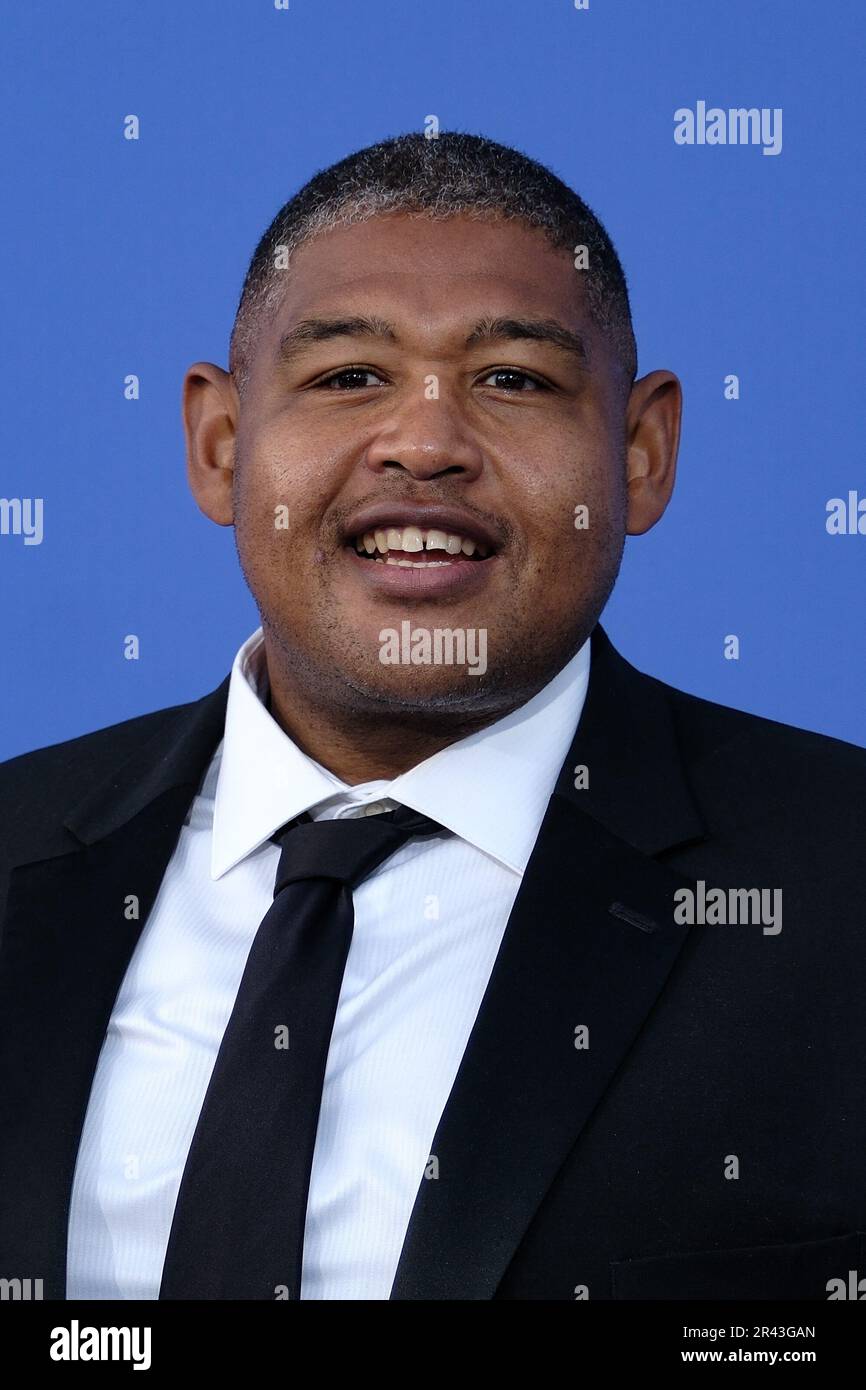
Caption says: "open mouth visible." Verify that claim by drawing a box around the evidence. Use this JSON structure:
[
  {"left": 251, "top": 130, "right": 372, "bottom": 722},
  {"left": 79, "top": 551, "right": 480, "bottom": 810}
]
[{"left": 348, "top": 523, "right": 494, "bottom": 568}]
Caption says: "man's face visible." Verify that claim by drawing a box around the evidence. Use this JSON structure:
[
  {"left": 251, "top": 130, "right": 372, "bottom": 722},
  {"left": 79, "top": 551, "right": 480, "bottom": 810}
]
[{"left": 230, "top": 212, "right": 631, "bottom": 719}]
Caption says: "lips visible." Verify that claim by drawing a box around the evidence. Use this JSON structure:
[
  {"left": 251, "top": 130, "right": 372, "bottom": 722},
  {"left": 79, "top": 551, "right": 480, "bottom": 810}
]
[{"left": 339, "top": 504, "right": 501, "bottom": 598}]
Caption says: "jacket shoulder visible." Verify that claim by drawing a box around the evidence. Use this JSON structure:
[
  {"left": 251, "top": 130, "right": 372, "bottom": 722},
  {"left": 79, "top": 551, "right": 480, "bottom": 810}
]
[
  {"left": 0, "top": 697, "right": 204, "bottom": 858},
  {"left": 654, "top": 673, "right": 866, "bottom": 821},
  {"left": 660, "top": 674, "right": 866, "bottom": 762}
]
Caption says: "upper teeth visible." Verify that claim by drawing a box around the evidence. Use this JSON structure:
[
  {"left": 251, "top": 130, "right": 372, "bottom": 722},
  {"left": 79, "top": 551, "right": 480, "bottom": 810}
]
[{"left": 354, "top": 526, "right": 489, "bottom": 558}]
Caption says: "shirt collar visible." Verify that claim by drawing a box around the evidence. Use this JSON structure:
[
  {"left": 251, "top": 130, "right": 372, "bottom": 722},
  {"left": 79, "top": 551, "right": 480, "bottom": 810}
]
[{"left": 211, "top": 627, "right": 591, "bottom": 879}]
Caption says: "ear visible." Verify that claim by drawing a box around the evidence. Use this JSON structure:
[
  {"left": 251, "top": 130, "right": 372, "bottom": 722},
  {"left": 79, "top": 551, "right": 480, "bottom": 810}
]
[
  {"left": 183, "top": 362, "right": 239, "bottom": 526},
  {"left": 623, "top": 370, "right": 682, "bottom": 535}
]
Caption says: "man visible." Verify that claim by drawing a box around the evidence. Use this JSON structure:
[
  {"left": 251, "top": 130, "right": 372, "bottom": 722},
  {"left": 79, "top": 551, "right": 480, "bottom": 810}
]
[{"left": 1, "top": 131, "right": 864, "bottom": 1302}]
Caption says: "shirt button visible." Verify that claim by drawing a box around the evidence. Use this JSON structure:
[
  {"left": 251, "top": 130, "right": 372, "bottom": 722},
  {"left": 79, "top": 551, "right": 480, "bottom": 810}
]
[{"left": 360, "top": 800, "right": 390, "bottom": 817}]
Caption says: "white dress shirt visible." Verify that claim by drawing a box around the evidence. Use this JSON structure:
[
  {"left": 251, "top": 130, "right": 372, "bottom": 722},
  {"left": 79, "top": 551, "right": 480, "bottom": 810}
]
[{"left": 66, "top": 627, "right": 591, "bottom": 1300}]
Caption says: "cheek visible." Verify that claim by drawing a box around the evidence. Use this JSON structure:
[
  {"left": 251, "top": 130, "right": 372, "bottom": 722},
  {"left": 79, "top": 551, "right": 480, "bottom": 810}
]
[
  {"left": 512, "top": 438, "right": 626, "bottom": 569},
  {"left": 234, "top": 426, "right": 336, "bottom": 554}
]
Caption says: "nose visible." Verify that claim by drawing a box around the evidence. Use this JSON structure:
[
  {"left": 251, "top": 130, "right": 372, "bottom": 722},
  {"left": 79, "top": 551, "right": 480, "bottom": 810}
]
[{"left": 362, "top": 389, "right": 484, "bottom": 483}]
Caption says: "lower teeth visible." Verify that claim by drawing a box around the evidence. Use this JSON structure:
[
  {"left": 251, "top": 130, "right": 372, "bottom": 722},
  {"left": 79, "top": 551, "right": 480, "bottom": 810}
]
[
  {"left": 353, "top": 549, "right": 456, "bottom": 567},
  {"left": 382, "top": 557, "right": 452, "bottom": 567}
]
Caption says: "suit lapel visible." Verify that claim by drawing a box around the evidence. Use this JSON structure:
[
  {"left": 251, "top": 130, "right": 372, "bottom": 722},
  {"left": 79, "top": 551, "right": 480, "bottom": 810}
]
[
  {"left": 390, "top": 627, "right": 708, "bottom": 1299},
  {"left": 0, "top": 678, "right": 229, "bottom": 1298}
]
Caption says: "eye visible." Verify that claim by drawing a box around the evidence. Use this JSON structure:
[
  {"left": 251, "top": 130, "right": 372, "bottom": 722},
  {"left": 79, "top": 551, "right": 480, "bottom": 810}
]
[
  {"left": 477, "top": 368, "right": 549, "bottom": 392},
  {"left": 314, "top": 366, "right": 387, "bottom": 390}
]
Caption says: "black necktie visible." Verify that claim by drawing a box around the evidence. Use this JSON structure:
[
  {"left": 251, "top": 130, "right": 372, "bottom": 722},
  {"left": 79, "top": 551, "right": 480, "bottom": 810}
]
[{"left": 158, "top": 803, "right": 445, "bottom": 1300}]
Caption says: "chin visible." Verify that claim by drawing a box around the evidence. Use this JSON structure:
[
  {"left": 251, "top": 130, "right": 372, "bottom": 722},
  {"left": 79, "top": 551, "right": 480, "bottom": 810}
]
[{"left": 337, "top": 666, "right": 500, "bottom": 718}]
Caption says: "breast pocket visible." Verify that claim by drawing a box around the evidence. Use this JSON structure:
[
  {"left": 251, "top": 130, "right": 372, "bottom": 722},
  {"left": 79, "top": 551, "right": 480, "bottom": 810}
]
[{"left": 610, "top": 1231, "right": 866, "bottom": 1299}]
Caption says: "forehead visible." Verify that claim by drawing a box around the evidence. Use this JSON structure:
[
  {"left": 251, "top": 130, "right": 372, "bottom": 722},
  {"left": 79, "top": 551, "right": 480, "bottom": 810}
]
[{"left": 268, "top": 212, "right": 591, "bottom": 335}]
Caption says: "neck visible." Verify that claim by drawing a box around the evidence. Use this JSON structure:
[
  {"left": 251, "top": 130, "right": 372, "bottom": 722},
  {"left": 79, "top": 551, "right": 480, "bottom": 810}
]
[{"left": 261, "top": 658, "right": 524, "bottom": 785}]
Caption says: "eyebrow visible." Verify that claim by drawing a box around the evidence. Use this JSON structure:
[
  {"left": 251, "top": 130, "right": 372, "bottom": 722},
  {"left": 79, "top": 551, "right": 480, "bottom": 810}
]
[{"left": 275, "top": 313, "right": 591, "bottom": 369}]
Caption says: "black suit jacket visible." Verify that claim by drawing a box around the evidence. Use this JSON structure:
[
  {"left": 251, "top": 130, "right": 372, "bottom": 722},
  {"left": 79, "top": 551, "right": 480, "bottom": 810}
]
[{"left": 1, "top": 624, "right": 865, "bottom": 1300}]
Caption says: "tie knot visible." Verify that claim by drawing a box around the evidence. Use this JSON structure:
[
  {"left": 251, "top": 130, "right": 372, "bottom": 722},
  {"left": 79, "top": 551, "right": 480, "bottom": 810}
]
[{"left": 271, "top": 805, "right": 444, "bottom": 895}]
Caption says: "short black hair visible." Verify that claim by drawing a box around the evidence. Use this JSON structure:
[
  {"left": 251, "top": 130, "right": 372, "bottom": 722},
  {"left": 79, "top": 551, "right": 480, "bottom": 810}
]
[{"left": 229, "top": 130, "right": 638, "bottom": 393}]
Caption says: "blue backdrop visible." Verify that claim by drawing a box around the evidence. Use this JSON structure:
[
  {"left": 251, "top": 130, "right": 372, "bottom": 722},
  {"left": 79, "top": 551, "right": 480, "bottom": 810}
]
[{"left": 2, "top": 0, "right": 863, "bottom": 760}]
